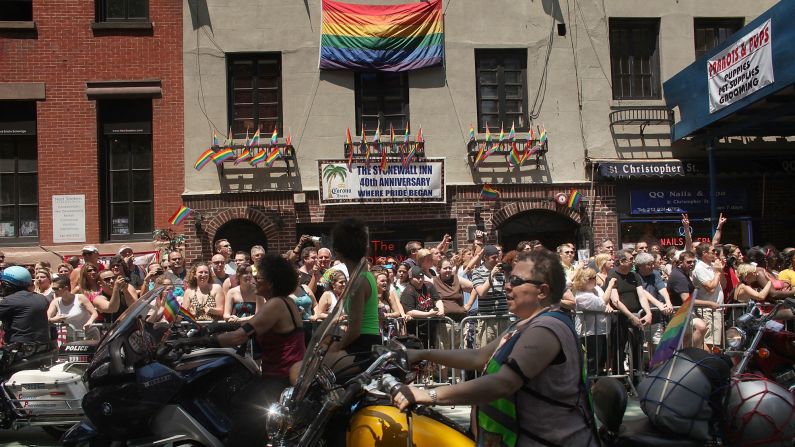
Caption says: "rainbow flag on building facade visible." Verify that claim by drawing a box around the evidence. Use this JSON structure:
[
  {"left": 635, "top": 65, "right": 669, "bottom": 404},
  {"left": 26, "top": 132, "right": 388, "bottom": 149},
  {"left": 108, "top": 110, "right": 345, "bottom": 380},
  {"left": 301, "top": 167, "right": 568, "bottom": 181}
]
[
  {"left": 169, "top": 205, "right": 192, "bottom": 225},
  {"left": 480, "top": 184, "right": 499, "bottom": 201},
  {"left": 319, "top": 0, "right": 444, "bottom": 72}
]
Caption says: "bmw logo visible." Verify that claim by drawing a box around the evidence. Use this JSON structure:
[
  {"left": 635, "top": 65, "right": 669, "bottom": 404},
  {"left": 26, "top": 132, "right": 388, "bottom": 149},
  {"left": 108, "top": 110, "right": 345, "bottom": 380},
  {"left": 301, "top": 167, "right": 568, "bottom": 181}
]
[{"left": 102, "top": 402, "right": 112, "bottom": 416}]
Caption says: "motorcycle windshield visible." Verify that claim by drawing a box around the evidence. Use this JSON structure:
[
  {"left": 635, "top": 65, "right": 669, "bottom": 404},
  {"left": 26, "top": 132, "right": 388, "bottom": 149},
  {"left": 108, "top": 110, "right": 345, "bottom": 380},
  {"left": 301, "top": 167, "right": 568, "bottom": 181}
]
[
  {"left": 289, "top": 259, "right": 368, "bottom": 405},
  {"left": 90, "top": 287, "right": 165, "bottom": 366}
]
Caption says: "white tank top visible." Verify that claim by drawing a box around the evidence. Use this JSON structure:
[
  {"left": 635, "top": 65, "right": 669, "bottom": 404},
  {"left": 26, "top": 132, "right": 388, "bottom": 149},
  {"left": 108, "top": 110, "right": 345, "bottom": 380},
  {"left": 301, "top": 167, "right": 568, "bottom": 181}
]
[{"left": 57, "top": 295, "right": 91, "bottom": 330}]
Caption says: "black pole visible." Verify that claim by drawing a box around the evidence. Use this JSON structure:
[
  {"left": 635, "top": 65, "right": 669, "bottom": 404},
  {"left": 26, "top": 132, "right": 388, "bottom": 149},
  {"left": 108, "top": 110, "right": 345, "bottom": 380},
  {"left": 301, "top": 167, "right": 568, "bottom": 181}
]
[{"left": 707, "top": 138, "right": 717, "bottom": 236}]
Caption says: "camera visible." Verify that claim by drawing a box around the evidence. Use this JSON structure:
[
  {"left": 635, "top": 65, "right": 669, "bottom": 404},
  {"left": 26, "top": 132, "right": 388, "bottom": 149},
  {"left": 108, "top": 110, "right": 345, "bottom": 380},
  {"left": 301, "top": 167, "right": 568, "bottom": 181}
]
[
  {"left": 499, "top": 262, "right": 513, "bottom": 274},
  {"left": 726, "top": 255, "right": 737, "bottom": 268},
  {"left": 310, "top": 236, "right": 321, "bottom": 243},
  {"left": 122, "top": 277, "right": 131, "bottom": 283}
]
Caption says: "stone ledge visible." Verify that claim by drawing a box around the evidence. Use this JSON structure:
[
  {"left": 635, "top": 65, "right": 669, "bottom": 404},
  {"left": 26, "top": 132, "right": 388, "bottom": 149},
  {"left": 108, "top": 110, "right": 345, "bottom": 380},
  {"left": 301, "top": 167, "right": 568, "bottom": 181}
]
[
  {"left": 91, "top": 21, "right": 153, "bottom": 31},
  {"left": 0, "top": 21, "right": 36, "bottom": 30}
]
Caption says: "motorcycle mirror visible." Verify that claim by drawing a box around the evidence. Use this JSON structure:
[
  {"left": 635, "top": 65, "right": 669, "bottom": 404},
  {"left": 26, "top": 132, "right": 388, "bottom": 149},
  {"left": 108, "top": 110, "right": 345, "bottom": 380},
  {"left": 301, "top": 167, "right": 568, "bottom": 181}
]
[{"left": 386, "top": 339, "right": 409, "bottom": 371}]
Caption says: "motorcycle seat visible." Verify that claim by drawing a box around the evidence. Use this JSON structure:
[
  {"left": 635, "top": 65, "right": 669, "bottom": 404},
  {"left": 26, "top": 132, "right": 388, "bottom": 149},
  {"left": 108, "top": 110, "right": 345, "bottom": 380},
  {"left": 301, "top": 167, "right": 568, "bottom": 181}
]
[
  {"left": 3, "top": 351, "right": 55, "bottom": 376},
  {"left": 615, "top": 418, "right": 703, "bottom": 447}
]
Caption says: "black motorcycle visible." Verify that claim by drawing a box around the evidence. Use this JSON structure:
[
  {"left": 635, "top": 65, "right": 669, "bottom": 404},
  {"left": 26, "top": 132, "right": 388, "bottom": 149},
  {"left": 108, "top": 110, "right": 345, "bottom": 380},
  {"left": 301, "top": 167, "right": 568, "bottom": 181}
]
[{"left": 62, "top": 287, "right": 260, "bottom": 447}]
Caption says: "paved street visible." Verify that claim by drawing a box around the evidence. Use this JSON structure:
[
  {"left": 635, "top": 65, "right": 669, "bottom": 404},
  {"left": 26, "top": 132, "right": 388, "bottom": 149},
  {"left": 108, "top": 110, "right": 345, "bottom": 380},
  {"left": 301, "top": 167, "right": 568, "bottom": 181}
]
[{"left": 0, "top": 426, "right": 61, "bottom": 447}]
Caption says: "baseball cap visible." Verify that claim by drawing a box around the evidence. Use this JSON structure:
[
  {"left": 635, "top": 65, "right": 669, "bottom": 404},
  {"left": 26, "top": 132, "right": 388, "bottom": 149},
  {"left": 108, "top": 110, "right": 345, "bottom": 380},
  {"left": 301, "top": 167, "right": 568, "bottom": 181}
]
[
  {"left": 409, "top": 265, "right": 424, "bottom": 279},
  {"left": 118, "top": 245, "right": 134, "bottom": 255},
  {"left": 483, "top": 245, "right": 499, "bottom": 257},
  {"left": 82, "top": 245, "right": 99, "bottom": 254}
]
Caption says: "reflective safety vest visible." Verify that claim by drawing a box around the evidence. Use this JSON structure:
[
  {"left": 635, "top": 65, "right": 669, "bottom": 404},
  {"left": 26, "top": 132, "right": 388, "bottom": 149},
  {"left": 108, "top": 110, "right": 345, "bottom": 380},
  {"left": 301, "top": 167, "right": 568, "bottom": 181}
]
[{"left": 476, "top": 311, "right": 596, "bottom": 447}]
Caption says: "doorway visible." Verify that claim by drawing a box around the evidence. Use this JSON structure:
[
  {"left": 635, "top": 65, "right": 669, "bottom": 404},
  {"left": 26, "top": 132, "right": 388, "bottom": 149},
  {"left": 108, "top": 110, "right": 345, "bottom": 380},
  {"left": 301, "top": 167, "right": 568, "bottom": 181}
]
[
  {"left": 497, "top": 209, "right": 580, "bottom": 251},
  {"left": 214, "top": 219, "right": 268, "bottom": 255}
]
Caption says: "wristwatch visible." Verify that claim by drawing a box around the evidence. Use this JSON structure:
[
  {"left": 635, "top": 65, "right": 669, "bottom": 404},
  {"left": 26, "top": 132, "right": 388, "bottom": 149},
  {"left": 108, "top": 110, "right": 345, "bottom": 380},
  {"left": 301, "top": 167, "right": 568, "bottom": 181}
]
[{"left": 428, "top": 388, "right": 437, "bottom": 406}]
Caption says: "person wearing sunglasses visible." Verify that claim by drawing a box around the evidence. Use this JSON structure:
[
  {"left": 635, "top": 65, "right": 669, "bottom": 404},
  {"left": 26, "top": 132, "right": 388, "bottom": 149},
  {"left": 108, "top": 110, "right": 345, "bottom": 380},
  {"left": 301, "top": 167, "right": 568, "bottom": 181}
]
[
  {"left": 393, "top": 250, "right": 598, "bottom": 447},
  {"left": 47, "top": 276, "right": 99, "bottom": 341},
  {"left": 666, "top": 251, "right": 708, "bottom": 349}
]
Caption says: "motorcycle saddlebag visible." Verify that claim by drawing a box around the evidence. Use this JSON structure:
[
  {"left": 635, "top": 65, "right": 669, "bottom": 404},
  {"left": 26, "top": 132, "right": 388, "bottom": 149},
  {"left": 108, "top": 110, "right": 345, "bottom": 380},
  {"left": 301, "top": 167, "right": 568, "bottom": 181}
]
[
  {"left": 4, "top": 363, "right": 86, "bottom": 416},
  {"left": 638, "top": 348, "right": 731, "bottom": 441}
]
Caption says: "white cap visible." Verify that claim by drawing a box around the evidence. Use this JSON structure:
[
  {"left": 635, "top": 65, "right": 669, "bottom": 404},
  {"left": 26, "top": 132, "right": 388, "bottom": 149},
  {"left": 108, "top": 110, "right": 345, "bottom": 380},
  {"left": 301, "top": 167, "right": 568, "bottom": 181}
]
[{"left": 82, "top": 245, "right": 99, "bottom": 254}]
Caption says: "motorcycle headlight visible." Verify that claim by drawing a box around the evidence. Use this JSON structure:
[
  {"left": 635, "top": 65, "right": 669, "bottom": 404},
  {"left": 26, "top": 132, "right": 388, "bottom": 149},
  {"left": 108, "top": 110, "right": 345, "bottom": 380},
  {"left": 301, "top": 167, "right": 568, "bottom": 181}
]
[
  {"left": 265, "top": 403, "right": 291, "bottom": 440},
  {"left": 725, "top": 327, "right": 746, "bottom": 350}
]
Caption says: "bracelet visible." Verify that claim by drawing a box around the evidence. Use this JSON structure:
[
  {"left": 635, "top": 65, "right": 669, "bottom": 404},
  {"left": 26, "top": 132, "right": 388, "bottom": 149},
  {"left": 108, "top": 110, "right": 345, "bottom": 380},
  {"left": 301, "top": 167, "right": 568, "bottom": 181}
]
[{"left": 428, "top": 388, "right": 437, "bottom": 406}]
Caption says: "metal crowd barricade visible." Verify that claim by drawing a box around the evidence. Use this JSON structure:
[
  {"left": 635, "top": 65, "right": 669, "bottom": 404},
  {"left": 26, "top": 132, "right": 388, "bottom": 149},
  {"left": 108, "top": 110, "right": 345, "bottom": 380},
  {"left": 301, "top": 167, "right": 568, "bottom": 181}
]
[
  {"left": 455, "top": 314, "right": 517, "bottom": 382},
  {"left": 382, "top": 316, "right": 458, "bottom": 385}
]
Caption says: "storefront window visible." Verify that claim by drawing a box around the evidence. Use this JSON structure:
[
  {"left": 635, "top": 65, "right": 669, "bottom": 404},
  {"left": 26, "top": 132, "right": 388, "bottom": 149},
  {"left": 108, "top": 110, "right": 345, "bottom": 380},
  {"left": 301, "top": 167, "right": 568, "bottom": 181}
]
[{"left": 620, "top": 218, "right": 751, "bottom": 250}]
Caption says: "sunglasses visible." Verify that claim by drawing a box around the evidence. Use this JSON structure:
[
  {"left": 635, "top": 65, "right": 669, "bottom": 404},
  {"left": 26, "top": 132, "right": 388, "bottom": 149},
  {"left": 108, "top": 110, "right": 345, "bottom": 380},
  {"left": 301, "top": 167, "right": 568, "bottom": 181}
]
[
  {"left": 101, "top": 277, "right": 115, "bottom": 282},
  {"left": 506, "top": 275, "right": 545, "bottom": 288},
  {"left": 51, "top": 287, "right": 62, "bottom": 291},
  {"left": 85, "top": 269, "right": 97, "bottom": 273}
]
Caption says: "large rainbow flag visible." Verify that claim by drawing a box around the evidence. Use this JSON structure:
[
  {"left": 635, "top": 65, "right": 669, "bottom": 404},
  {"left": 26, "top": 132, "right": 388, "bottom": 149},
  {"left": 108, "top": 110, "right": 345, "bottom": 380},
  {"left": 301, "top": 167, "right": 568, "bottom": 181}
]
[
  {"left": 649, "top": 295, "right": 696, "bottom": 369},
  {"left": 320, "top": 0, "right": 444, "bottom": 72}
]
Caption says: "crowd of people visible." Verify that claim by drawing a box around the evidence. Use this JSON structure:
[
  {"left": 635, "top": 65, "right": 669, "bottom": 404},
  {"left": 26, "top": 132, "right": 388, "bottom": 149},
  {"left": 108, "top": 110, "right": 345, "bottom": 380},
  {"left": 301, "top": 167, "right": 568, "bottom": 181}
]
[
  {"left": 0, "top": 214, "right": 794, "bottom": 375},
  {"left": 2, "top": 214, "right": 795, "bottom": 445}
]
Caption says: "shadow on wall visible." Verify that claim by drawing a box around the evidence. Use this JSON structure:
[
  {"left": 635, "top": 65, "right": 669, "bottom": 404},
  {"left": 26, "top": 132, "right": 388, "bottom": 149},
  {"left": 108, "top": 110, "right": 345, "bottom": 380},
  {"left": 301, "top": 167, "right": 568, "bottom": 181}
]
[
  {"left": 470, "top": 156, "right": 552, "bottom": 184},
  {"left": 218, "top": 163, "right": 301, "bottom": 193},
  {"left": 541, "top": 0, "right": 565, "bottom": 22},
  {"left": 188, "top": 0, "right": 212, "bottom": 32}
]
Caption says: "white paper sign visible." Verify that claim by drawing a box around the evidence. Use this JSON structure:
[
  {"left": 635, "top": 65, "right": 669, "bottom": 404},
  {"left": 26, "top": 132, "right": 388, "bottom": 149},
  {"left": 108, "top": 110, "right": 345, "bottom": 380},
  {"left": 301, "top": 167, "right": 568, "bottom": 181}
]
[
  {"left": 52, "top": 195, "right": 86, "bottom": 243},
  {"left": 708, "top": 19, "right": 774, "bottom": 113},
  {"left": 319, "top": 158, "right": 445, "bottom": 205}
]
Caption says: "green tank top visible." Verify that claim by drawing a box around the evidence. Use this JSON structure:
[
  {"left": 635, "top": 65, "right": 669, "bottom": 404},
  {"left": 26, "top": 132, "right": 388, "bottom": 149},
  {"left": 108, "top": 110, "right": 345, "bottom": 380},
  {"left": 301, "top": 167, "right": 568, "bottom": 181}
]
[{"left": 344, "top": 271, "right": 380, "bottom": 336}]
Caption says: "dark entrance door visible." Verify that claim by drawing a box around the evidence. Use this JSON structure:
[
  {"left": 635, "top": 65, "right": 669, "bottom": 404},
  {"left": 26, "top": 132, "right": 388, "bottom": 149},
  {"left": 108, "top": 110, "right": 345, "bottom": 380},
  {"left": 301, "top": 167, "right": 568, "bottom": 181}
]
[
  {"left": 214, "top": 219, "right": 268, "bottom": 255},
  {"left": 497, "top": 210, "right": 579, "bottom": 251}
]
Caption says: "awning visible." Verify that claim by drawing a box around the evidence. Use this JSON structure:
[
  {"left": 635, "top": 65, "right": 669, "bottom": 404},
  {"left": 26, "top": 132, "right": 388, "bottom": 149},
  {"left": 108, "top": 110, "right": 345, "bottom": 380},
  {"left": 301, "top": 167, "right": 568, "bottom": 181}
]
[{"left": 664, "top": 0, "right": 795, "bottom": 141}]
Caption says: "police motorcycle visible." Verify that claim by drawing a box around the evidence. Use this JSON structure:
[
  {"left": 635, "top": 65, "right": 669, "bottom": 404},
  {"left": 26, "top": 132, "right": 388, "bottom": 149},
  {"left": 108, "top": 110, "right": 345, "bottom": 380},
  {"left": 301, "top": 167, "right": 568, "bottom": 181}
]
[
  {"left": 263, "top": 259, "right": 474, "bottom": 447},
  {"left": 62, "top": 286, "right": 261, "bottom": 447}
]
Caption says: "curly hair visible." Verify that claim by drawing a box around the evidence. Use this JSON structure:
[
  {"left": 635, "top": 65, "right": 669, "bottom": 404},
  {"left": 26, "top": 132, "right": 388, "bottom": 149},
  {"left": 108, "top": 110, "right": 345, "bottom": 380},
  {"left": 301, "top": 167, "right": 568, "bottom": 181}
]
[
  {"left": 571, "top": 267, "right": 597, "bottom": 294},
  {"left": 257, "top": 254, "right": 298, "bottom": 297},
  {"left": 186, "top": 262, "right": 212, "bottom": 289}
]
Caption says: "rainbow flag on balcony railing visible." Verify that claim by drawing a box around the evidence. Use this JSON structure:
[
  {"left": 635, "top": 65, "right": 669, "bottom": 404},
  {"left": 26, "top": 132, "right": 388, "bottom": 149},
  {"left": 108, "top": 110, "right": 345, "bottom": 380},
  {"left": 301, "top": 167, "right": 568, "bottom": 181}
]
[{"left": 320, "top": 0, "right": 444, "bottom": 72}]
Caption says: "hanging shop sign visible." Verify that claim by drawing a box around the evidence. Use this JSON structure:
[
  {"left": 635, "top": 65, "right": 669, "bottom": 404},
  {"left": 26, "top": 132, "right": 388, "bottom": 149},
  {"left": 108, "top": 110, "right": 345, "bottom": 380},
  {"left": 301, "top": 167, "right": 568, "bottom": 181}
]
[
  {"left": 318, "top": 158, "right": 445, "bottom": 205},
  {"left": 598, "top": 160, "right": 686, "bottom": 179},
  {"left": 708, "top": 19, "right": 774, "bottom": 113},
  {"left": 630, "top": 187, "right": 748, "bottom": 215}
]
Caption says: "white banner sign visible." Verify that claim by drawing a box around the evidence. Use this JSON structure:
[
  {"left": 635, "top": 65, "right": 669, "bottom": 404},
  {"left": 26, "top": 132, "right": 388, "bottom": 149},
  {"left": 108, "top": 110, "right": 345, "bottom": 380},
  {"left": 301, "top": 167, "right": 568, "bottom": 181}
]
[
  {"left": 52, "top": 194, "right": 86, "bottom": 243},
  {"left": 319, "top": 158, "right": 445, "bottom": 205},
  {"left": 708, "top": 19, "right": 774, "bottom": 113}
]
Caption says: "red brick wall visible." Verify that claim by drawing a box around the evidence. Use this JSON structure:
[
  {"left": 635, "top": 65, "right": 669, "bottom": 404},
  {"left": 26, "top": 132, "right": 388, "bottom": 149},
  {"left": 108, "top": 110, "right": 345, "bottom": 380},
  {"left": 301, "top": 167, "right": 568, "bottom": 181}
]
[
  {"left": 0, "top": 1, "right": 183, "bottom": 245},
  {"left": 182, "top": 184, "right": 619, "bottom": 263}
]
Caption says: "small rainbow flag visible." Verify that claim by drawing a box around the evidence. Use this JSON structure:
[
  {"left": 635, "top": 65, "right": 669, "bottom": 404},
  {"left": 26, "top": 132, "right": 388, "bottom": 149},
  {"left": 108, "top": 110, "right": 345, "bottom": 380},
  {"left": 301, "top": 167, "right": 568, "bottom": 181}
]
[
  {"left": 416, "top": 126, "right": 424, "bottom": 143},
  {"left": 250, "top": 149, "right": 267, "bottom": 166},
  {"left": 270, "top": 127, "right": 279, "bottom": 145},
  {"left": 211, "top": 147, "right": 235, "bottom": 164},
  {"left": 286, "top": 128, "right": 292, "bottom": 147},
  {"left": 163, "top": 290, "right": 181, "bottom": 322},
  {"left": 194, "top": 149, "right": 214, "bottom": 171},
  {"left": 373, "top": 124, "right": 381, "bottom": 147},
  {"left": 346, "top": 128, "right": 353, "bottom": 171},
  {"left": 402, "top": 143, "right": 416, "bottom": 167},
  {"left": 567, "top": 189, "right": 582, "bottom": 209},
  {"left": 508, "top": 141, "right": 523, "bottom": 168},
  {"left": 380, "top": 147, "right": 388, "bottom": 172},
  {"left": 474, "top": 143, "right": 487, "bottom": 165},
  {"left": 403, "top": 123, "right": 410, "bottom": 152},
  {"left": 508, "top": 121, "right": 516, "bottom": 141},
  {"left": 480, "top": 184, "right": 499, "bottom": 201},
  {"left": 264, "top": 147, "right": 281, "bottom": 167},
  {"left": 538, "top": 126, "right": 547, "bottom": 143},
  {"left": 250, "top": 128, "right": 261, "bottom": 147},
  {"left": 469, "top": 124, "right": 475, "bottom": 142},
  {"left": 498, "top": 123, "right": 505, "bottom": 143},
  {"left": 650, "top": 295, "right": 696, "bottom": 369},
  {"left": 212, "top": 130, "right": 220, "bottom": 147},
  {"left": 244, "top": 128, "right": 251, "bottom": 148},
  {"left": 235, "top": 148, "right": 252, "bottom": 165},
  {"left": 389, "top": 123, "right": 395, "bottom": 149},
  {"left": 169, "top": 205, "right": 191, "bottom": 225},
  {"left": 361, "top": 124, "right": 370, "bottom": 166},
  {"left": 484, "top": 123, "right": 491, "bottom": 145}
]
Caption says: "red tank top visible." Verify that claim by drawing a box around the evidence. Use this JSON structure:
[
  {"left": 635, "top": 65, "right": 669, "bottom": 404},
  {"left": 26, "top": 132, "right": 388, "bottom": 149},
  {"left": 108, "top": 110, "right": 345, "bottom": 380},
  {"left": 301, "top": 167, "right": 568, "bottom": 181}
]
[{"left": 257, "top": 297, "right": 306, "bottom": 378}]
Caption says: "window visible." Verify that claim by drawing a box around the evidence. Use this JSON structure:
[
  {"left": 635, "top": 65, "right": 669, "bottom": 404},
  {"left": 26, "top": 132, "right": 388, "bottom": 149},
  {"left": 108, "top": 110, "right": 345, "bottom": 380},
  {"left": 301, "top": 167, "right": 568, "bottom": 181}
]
[
  {"left": 694, "top": 18, "right": 744, "bottom": 59},
  {"left": 95, "top": 0, "right": 148, "bottom": 22},
  {"left": 355, "top": 72, "right": 410, "bottom": 135},
  {"left": 99, "top": 100, "right": 153, "bottom": 240},
  {"left": 609, "top": 19, "right": 661, "bottom": 100},
  {"left": 0, "top": 102, "right": 37, "bottom": 241},
  {"left": 475, "top": 50, "right": 528, "bottom": 131},
  {"left": 0, "top": 0, "right": 32, "bottom": 21},
  {"left": 227, "top": 54, "right": 282, "bottom": 139}
]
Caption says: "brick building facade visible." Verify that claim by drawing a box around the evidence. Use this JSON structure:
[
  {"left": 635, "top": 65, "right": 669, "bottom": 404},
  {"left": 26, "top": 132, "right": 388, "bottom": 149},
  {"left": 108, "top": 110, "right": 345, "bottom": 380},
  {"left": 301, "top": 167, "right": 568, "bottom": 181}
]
[{"left": 0, "top": 0, "right": 183, "bottom": 263}]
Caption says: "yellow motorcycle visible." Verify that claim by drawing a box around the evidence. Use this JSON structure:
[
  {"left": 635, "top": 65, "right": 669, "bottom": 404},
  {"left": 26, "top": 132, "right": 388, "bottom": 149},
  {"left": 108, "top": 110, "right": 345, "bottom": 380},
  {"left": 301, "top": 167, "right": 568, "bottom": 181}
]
[{"left": 265, "top": 260, "right": 475, "bottom": 447}]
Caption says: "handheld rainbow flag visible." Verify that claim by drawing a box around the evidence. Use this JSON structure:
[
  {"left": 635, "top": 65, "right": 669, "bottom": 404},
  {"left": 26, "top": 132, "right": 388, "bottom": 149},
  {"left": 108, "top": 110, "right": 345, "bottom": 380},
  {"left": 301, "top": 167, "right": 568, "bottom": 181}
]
[
  {"left": 649, "top": 294, "right": 696, "bottom": 369},
  {"left": 212, "top": 130, "right": 220, "bottom": 147},
  {"left": 163, "top": 290, "right": 180, "bottom": 322},
  {"left": 469, "top": 124, "right": 475, "bottom": 142},
  {"left": 211, "top": 147, "right": 235, "bottom": 165},
  {"left": 270, "top": 127, "right": 278, "bottom": 145},
  {"left": 319, "top": 0, "right": 444, "bottom": 72},
  {"left": 264, "top": 147, "right": 281, "bottom": 168},
  {"left": 567, "top": 190, "right": 582, "bottom": 209},
  {"left": 250, "top": 149, "right": 267, "bottom": 166},
  {"left": 169, "top": 205, "right": 192, "bottom": 225},
  {"left": 346, "top": 128, "right": 354, "bottom": 171},
  {"left": 508, "top": 122, "right": 516, "bottom": 141},
  {"left": 480, "top": 184, "right": 499, "bottom": 201},
  {"left": 194, "top": 149, "right": 214, "bottom": 171}
]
